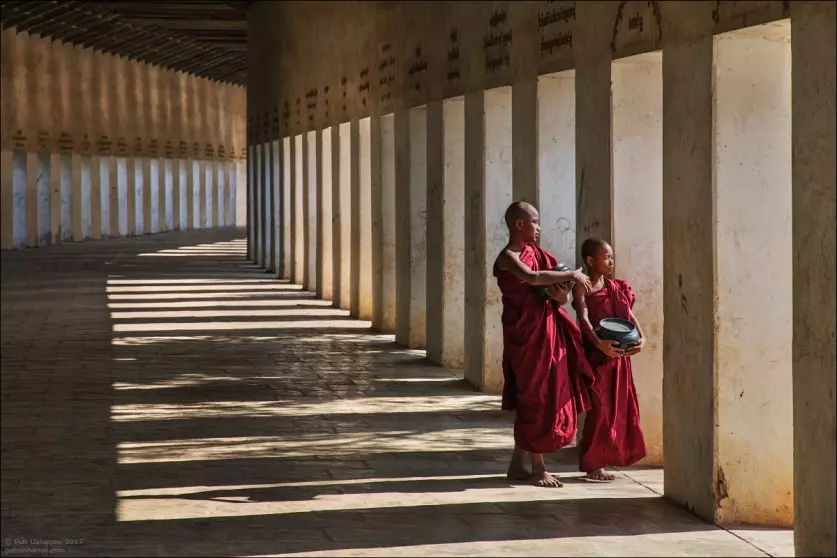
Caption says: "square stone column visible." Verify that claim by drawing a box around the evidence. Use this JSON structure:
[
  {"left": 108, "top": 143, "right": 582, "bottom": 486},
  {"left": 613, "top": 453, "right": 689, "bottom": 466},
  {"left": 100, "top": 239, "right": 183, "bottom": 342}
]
[
  {"left": 246, "top": 148, "right": 254, "bottom": 258},
  {"left": 115, "top": 156, "right": 128, "bottom": 237},
  {"left": 282, "top": 136, "right": 292, "bottom": 280},
  {"left": 791, "top": 2, "right": 836, "bottom": 555},
  {"left": 358, "top": 118, "right": 374, "bottom": 321},
  {"left": 378, "top": 114, "right": 397, "bottom": 333},
  {"left": 271, "top": 140, "right": 283, "bottom": 277},
  {"left": 464, "top": 88, "right": 513, "bottom": 393},
  {"left": 36, "top": 152, "right": 51, "bottom": 245},
  {"left": 425, "top": 101, "right": 444, "bottom": 362},
  {"left": 330, "top": 126, "right": 343, "bottom": 303},
  {"left": 302, "top": 133, "right": 312, "bottom": 288},
  {"left": 254, "top": 144, "right": 264, "bottom": 263},
  {"left": 319, "top": 129, "right": 334, "bottom": 300},
  {"left": 293, "top": 134, "right": 305, "bottom": 285},
  {"left": 662, "top": 35, "right": 717, "bottom": 524},
  {"left": 370, "top": 116, "right": 383, "bottom": 330},
  {"left": 408, "top": 107, "right": 428, "bottom": 349},
  {"left": 394, "top": 110, "right": 410, "bottom": 345},
  {"left": 262, "top": 142, "right": 274, "bottom": 271},
  {"left": 337, "top": 122, "right": 353, "bottom": 311}
]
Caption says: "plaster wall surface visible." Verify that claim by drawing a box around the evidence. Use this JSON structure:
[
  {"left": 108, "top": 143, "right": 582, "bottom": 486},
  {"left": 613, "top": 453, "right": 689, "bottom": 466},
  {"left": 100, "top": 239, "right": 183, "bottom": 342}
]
[
  {"left": 537, "top": 70, "right": 576, "bottom": 270},
  {"left": 713, "top": 21, "right": 793, "bottom": 527},
  {"left": 611, "top": 52, "right": 664, "bottom": 467}
]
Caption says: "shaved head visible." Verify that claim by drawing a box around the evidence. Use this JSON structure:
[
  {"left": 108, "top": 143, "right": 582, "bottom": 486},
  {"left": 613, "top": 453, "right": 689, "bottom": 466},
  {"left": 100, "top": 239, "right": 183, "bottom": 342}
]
[{"left": 504, "top": 201, "right": 538, "bottom": 230}]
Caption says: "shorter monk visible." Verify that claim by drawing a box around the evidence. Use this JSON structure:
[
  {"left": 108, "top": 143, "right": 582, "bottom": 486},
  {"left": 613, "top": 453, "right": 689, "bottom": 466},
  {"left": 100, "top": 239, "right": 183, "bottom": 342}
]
[
  {"left": 573, "top": 237, "right": 647, "bottom": 481},
  {"left": 494, "top": 202, "right": 595, "bottom": 487}
]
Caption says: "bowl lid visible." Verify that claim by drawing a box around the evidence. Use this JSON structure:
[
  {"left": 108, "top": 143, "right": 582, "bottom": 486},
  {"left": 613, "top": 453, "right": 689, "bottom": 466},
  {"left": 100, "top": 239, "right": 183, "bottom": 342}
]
[{"left": 599, "top": 317, "right": 636, "bottom": 334}]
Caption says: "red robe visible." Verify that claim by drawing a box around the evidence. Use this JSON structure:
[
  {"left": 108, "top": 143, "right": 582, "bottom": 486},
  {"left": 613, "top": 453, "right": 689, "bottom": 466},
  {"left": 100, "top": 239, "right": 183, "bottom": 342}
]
[
  {"left": 577, "top": 278, "right": 647, "bottom": 472},
  {"left": 493, "top": 243, "right": 595, "bottom": 454}
]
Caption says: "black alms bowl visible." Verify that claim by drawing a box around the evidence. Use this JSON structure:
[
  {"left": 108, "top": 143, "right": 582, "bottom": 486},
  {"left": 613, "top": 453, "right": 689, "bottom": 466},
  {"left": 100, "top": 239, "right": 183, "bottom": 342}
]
[
  {"left": 597, "top": 317, "right": 640, "bottom": 348},
  {"left": 533, "top": 263, "right": 573, "bottom": 299}
]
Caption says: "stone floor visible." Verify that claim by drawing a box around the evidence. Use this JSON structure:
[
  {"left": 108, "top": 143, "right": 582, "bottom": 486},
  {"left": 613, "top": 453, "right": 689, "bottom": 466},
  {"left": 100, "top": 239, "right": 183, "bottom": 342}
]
[{"left": 1, "top": 229, "right": 794, "bottom": 557}]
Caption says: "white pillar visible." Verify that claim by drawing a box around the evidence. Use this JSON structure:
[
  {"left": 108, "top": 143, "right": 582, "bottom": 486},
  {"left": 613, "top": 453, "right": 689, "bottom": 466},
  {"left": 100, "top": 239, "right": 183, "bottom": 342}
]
[
  {"left": 713, "top": 22, "right": 793, "bottom": 527},
  {"left": 379, "top": 114, "right": 397, "bottom": 333},
  {"left": 36, "top": 153, "right": 51, "bottom": 245},
  {"left": 116, "top": 157, "right": 128, "bottom": 237},
  {"left": 90, "top": 155, "right": 103, "bottom": 240},
  {"left": 612, "top": 53, "right": 664, "bottom": 467},
  {"left": 192, "top": 159, "right": 201, "bottom": 230},
  {"left": 80, "top": 155, "right": 92, "bottom": 240},
  {"left": 271, "top": 140, "right": 282, "bottom": 275},
  {"left": 254, "top": 146, "right": 263, "bottom": 261},
  {"left": 177, "top": 159, "right": 188, "bottom": 231},
  {"left": 464, "top": 88, "right": 513, "bottom": 393},
  {"left": 792, "top": 4, "right": 836, "bottom": 556},
  {"left": 282, "top": 137, "right": 292, "bottom": 279},
  {"left": 0, "top": 151, "right": 12, "bottom": 250},
  {"left": 134, "top": 157, "right": 152, "bottom": 235},
  {"left": 73, "top": 154, "right": 85, "bottom": 241},
  {"left": 307, "top": 131, "right": 319, "bottom": 292},
  {"left": 165, "top": 159, "right": 174, "bottom": 231},
  {"left": 60, "top": 154, "right": 73, "bottom": 242},
  {"left": 262, "top": 144, "right": 274, "bottom": 270},
  {"left": 394, "top": 110, "right": 410, "bottom": 345},
  {"left": 320, "top": 128, "right": 334, "bottom": 300},
  {"left": 99, "top": 156, "right": 111, "bottom": 238},
  {"left": 12, "top": 151, "right": 26, "bottom": 248},
  {"left": 204, "top": 160, "right": 214, "bottom": 229},
  {"left": 293, "top": 134, "right": 305, "bottom": 284},
  {"left": 408, "top": 107, "right": 428, "bottom": 349},
  {"left": 338, "top": 123, "right": 353, "bottom": 311},
  {"left": 149, "top": 158, "right": 160, "bottom": 233},
  {"left": 358, "top": 117, "right": 373, "bottom": 321},
  {"left": 246, "top": 149, "right": 255, "bottom": 256},
  {"left": 440, "top": 97, "right": 466, "bottom": 369}
]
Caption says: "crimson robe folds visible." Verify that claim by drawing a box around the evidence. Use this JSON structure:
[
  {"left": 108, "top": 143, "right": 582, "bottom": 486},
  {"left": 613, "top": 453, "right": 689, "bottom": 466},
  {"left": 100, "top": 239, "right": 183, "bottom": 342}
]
[
  {"left": 494, "top": 243, "right": 594, "bottom": 454},
  {"left": 577, "top": 278, "right": 647, "bottom": 472}
]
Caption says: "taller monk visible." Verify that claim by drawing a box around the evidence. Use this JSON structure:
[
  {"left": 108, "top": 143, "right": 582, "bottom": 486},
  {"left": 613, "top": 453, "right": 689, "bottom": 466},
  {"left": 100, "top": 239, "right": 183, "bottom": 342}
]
[{"left": 493, "top": 201, "right": 596, "bottom": 487}]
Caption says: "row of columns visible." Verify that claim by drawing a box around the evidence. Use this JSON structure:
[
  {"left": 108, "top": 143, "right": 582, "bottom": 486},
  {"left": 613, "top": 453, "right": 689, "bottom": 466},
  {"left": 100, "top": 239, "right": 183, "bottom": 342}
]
[
  {"left": 247, "top": 11, "right": 834, "bottom": 554},
  {"left": 0, "top": 150, "right": 243, "bottom": 249}
]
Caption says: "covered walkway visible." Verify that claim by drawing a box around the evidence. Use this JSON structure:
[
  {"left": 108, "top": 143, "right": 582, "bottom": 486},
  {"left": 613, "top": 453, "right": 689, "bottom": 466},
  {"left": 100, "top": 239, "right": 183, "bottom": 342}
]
[{"left": 1, "top": 230, "right": 793, "bottom": 557}]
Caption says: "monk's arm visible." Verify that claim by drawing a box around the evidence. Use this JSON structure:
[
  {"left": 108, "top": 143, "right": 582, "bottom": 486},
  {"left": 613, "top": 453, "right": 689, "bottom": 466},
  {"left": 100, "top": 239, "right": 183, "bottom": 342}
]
[
  {"left": 572, "top": 284, "right": 600, "bottom": 345},
  {"left": 498, "top": 251, "right": 587, "bottom": 286},
  {"left": 628, "top": 308, "right": 645, "bottom": 339},
  {"left": 573, "top": 283, "right": 624, "bottom": 357}
]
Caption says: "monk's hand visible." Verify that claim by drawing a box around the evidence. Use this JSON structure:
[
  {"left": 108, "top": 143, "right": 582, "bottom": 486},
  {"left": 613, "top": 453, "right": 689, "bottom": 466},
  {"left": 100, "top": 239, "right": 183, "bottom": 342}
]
[
  {"left": 625, "top": 337, "right": 646, "bottom": 357},
  {"left": 546, "top": 282, "right": 570, "bottom": 304},
  {"left": 572, "top": 268, "right": 593, "bottom": 293},
  {"left": 597, "top": 339, "right": 625, "bottom": 358}
]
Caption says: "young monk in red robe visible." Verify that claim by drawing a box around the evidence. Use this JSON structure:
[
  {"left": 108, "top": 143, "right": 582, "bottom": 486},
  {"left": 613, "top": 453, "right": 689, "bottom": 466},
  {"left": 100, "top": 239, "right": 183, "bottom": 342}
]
[
  {"left": 573, "top": 237, "right": 647, "bottom": 481},
  {"left": 493, "top": 201, "right": 596, "bottom": 487}
]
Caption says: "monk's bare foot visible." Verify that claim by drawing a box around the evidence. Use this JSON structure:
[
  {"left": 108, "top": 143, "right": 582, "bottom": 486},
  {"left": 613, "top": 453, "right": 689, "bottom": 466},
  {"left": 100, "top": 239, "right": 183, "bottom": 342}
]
[
  {"left": 586, "top": 468, "right": 616, "bottom": 482},
  {"left": 530, "top": 470, "right": 563, "bottom": 488},
  {"left": 506, "top": 462, "right": 530, "bottom": 482}
]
